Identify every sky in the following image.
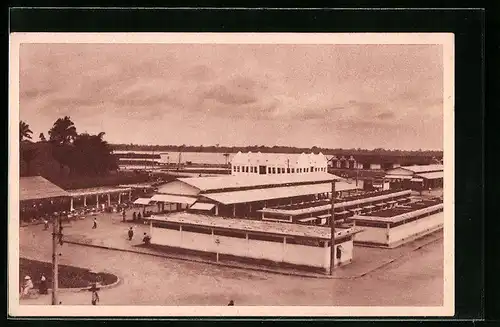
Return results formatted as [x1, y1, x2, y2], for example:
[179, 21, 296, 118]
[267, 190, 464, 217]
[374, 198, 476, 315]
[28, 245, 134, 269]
[19, 43, 444, 150]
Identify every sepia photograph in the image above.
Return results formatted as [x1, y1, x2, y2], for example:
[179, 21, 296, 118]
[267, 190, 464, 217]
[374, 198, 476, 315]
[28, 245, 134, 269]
[9, 32, 454, 317]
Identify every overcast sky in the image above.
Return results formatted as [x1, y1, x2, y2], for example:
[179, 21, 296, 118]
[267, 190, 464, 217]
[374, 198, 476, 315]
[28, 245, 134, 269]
[19, 43, 443, 150]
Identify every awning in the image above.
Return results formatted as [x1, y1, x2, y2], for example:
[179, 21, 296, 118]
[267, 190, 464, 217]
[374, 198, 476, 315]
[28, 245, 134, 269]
[190, 203, 216, 211]
[202, 182, 358, 205]
[385, 175, 413, 180]
[150, 194, 197, 205]
[411, 178, 424, 182]
[298, 217, 317, 223]
[133, 198, 152, 205]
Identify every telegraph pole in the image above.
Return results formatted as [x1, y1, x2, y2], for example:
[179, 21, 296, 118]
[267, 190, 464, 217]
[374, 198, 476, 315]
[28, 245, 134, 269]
[329, 180, 336, 275]
[51, 213, 59, 305]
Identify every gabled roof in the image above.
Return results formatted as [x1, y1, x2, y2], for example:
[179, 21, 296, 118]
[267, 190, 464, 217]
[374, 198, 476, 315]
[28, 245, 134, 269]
[19, 176, 69, 201]
[177, 172, 342, 193]
[399, 164, 444, 173]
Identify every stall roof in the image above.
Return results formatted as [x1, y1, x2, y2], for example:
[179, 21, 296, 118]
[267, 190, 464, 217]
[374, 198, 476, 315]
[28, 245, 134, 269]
[416, 171, 444, 180]
[69, 187, 131, 197]
[178, 172, 343, 192]
[20, 176, 69, 201]
[119, 183, 157, 189]
[150, 194, 197, 205]
[203, 181, 358, 205]
[134, 198, 152, 205]
[400, 164, 443, 173]
[190, 203, 216, 211]
[148, 212, 360, 241]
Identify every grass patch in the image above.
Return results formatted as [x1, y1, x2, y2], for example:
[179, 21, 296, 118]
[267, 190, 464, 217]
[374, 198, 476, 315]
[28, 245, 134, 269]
[19, 258, 118, 289]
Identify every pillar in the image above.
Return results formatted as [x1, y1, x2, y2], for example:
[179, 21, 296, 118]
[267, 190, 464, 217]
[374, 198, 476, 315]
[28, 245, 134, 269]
[107, 194, 111, 206]
[70, 197, 74, 211]
[118, 193, 121, 204]
[215, 205, 219, 216]
[84, 196, 87, 207]
[96, 194, 99, 209]
[129, 190, 132, 202]
[232, 204, 236, 217]
[386, 223, 390, 244]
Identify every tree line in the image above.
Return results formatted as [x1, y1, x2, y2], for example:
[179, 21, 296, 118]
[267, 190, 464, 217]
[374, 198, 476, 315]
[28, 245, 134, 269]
[111, 143, 443, 158]
[20, 117, 118, 176]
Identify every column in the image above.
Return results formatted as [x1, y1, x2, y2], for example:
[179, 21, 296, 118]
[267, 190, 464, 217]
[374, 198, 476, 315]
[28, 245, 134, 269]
[118, 193, 121, 204]
[129, 191, 132, 202]
[386, 223, 390, 244]
[83, 196, 87, 207]
[70, 197, 74, 211]
[232, 204, 236, 217]
[107, 194, 111, 206]
[96, 194, 99, 209]
[215, 205, 219, 216]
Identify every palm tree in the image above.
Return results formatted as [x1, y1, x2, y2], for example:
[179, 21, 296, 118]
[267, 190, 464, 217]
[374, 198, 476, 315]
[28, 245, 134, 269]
[19, 121, 33, 142]
[48, 116, 77, 145]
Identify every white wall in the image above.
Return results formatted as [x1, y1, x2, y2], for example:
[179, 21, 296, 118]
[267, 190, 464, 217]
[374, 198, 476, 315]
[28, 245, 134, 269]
[151, 225, 353, 270]
[353, 225, 388, 244]
[388, 211, 443, 246]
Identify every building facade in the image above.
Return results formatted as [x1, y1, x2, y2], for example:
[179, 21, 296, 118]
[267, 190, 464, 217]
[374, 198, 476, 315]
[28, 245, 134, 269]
[231, 152, 328, 176]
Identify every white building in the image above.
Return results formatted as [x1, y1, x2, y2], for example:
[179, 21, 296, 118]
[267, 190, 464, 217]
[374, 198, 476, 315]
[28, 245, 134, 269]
[231, 152, 328, 176]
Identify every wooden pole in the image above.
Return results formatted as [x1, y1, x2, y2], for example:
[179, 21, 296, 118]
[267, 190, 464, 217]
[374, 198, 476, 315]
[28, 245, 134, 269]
[51, 214, 59, 305]
[330, 181, 336, 275]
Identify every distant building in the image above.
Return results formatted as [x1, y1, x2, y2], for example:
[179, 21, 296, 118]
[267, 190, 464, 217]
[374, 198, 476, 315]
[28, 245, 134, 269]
[384, 164, 444, 190]
[230, 152, 328, 176]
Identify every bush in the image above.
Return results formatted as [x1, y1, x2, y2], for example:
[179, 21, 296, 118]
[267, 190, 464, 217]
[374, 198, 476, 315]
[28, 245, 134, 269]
[19, 258, 118, 289]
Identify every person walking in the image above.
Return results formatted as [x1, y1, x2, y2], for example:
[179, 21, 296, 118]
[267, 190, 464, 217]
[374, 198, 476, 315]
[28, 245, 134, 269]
[92, 218, 97, 229]
[39, 274, 48, 294]
[90, 283, 100, 305]
[128, 227, 134, 241]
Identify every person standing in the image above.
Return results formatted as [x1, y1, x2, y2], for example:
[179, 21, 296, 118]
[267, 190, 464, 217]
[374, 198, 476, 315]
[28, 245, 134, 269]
[90, 283, 100, 305]
[39, 274, 48, 294]
[43, 219, 49, 230]
[128, 227, 134, 241]
[92, 218, 97, 229]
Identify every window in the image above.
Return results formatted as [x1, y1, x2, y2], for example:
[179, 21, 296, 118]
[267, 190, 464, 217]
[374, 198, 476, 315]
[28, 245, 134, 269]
[233, 166, 237, 171]
[287, 168, 291, 173]
[272, 167, 276, 174]
[254, 166, 258, 173]
[214, 229, 246, 239]
[268, 167, 272, 173]
[292, 168, 295, 173]
[245, 166, 249, 173]
[182, 225, 212, 235]
[248, 233, 284, 243]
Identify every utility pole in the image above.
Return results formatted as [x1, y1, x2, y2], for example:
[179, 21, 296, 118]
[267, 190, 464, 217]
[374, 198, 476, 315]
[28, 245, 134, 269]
[51, 213, 60, 305]
[329, 180, 336, 275]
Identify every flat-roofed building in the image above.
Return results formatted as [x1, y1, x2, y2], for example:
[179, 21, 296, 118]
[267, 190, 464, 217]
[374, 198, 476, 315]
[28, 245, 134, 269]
[147, 212, 361, 272]
[231, 152, 328, 176]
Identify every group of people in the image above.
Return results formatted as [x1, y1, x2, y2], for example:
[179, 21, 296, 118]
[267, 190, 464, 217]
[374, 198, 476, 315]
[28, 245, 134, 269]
[20, 274, 48, 297]
[127, 227, 151, 244]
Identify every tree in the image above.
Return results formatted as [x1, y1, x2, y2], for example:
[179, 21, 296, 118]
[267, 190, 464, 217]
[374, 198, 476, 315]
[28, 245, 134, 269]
[39, 133, 46, 142]
[71, 132, 118, 175]
[20, 147, 38, 176]
[48, 116, 77, 145]
[19, 121, 33, 142]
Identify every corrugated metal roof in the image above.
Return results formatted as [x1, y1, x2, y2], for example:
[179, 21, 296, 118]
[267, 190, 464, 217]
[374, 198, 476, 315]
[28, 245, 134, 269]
[20, 176, 69, 201]
[134, 198, 152, 205]
[178, 172, 342, 192]
[69, 187, 132, 197]
[385, 174, 413, 179]
[400, 164, 443, 173]
[150, 194, 197, 205]
[232, 152, 328, 166]
[416, 171, 444, 180]
[190, 202, 216, 211]
[202, 181, 358, 205]
[149, 212, 359, 240]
